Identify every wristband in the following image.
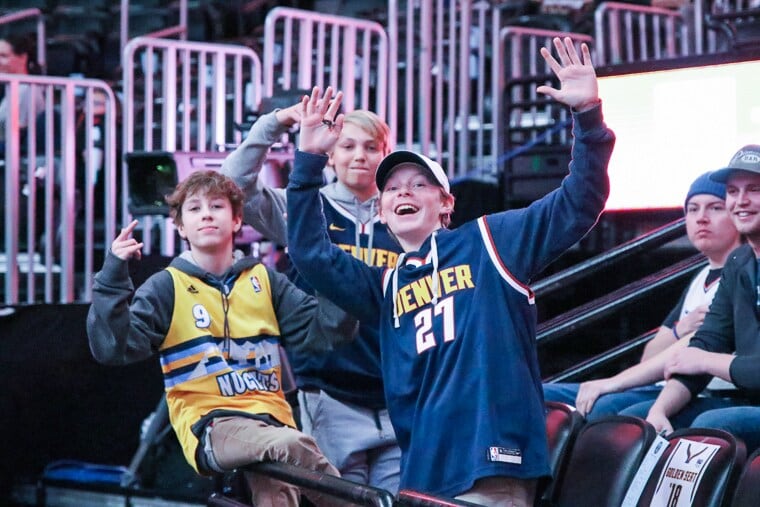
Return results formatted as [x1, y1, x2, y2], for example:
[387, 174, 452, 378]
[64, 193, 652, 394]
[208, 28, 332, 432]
[672, 322, 681, 340]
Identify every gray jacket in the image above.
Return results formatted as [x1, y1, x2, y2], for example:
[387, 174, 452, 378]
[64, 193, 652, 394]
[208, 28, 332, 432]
[87, 251, 355, 365]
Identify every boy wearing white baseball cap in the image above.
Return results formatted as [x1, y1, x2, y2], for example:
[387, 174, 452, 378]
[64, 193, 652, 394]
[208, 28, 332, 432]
[287, 37, 615, 505]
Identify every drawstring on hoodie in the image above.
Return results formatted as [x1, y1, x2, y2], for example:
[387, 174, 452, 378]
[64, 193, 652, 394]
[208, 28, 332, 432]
[430, 231, 440, 305]
[353, 198, 376, 263]
[391, 252, 406, 328]
[218, 273, 236, 356]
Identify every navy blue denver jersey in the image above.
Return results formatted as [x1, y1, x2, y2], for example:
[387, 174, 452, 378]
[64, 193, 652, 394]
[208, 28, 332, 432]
[288, 105, 615, 496]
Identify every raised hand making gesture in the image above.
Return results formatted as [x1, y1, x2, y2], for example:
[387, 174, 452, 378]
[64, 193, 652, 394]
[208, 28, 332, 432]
[537, 37, 599, 112]
[297, 86, 344, 155]
[111, 219, 143, 261]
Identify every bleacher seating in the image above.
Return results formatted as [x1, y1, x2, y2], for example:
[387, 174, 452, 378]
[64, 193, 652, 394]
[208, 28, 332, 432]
[541, 401, 584, 506]
[637, 428, 746, 507]
[3, 1, 760, 506]
[552, 415, 656, 507]
[731, 446, 760, 507]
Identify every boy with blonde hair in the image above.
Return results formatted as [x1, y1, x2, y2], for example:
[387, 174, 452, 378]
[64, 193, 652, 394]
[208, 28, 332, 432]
[222, 106, 403, 491]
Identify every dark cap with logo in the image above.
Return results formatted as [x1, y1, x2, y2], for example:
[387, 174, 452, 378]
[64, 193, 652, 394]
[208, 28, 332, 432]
[710, 145, 760, 183]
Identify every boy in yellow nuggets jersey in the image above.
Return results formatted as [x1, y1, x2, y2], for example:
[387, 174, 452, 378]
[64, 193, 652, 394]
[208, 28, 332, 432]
[86, 170, 353, 507]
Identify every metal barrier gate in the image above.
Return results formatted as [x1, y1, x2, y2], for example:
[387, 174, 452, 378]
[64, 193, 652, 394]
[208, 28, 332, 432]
[1, 75, 118, 304]
[594, 1, 690, 65]
[122, 37, 263, 255]
[263, 6, 389, 118]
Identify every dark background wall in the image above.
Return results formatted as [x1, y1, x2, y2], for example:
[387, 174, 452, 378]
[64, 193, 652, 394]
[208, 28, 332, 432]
[0, 303, 164, 499]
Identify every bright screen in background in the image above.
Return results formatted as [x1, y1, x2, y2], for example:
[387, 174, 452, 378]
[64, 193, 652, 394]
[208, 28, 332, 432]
[597, 59, 760, 211]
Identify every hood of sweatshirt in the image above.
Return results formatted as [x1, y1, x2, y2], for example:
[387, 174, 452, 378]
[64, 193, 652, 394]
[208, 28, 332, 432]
[320, 180, 381, 263]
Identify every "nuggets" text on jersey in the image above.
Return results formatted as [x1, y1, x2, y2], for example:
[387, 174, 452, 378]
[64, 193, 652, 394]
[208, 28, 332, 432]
[216, 369, 280, 396]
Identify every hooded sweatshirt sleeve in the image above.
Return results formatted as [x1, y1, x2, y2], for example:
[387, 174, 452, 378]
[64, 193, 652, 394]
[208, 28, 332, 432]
[87, 252, 173, 365]
[286, 150, 385, 325]
[221, 110, 290, 246]
[267, 267, 359, 352]
[484, 104, 615, 282]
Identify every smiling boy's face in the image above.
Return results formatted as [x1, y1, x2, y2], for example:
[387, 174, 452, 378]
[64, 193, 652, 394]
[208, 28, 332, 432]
[328, 122, 386, 202]
[176, 191, 241, 253]
[378, 164, 454, 251]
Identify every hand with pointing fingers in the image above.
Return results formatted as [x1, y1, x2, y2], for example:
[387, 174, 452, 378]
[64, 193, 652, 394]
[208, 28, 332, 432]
[111, 220, 144, 261]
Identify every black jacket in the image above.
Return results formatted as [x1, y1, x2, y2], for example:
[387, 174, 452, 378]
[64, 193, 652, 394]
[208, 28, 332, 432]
[678, 244, 760, 397]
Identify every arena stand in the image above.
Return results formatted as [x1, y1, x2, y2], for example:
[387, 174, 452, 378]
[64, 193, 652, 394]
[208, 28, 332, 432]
[1, 0, 760, 505]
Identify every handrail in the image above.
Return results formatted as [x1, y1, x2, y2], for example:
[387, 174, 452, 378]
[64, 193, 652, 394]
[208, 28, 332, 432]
[246, 462, 394, 507]
[536, 253, 706, 345]
[543, 328, 658, 382]
[705, 8, 760, 49]
[533, 218, 686, 298]
[396, 489, 484, 506]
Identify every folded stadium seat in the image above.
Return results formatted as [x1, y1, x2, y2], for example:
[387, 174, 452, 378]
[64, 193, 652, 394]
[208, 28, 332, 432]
[539, 401, 584, 506]
[636, 428, 746, 507]
[731, 446, 760, 507]
[552, 415, 656, 507]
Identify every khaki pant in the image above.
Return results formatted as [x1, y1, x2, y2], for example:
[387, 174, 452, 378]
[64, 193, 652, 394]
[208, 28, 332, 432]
[455, 476, 537, 507]
[208, 416, 343, 507]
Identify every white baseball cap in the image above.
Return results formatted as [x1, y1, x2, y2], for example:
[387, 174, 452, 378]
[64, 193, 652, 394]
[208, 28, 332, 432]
[375, 150, 450, 192]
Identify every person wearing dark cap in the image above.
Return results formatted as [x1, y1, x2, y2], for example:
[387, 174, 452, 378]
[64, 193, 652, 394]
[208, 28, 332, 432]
[544, 171, 740, 420]
[286, 37, 614, 505]
[641, 144, 760, 454]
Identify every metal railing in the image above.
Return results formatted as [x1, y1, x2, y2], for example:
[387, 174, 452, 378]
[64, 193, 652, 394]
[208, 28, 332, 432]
[1, 74, 118, 304]
[544, 328, 658, 382]
[246, 462, 395, 507]
[696, 0, 759, 53]
[536, 253, 706, 345]
[122, 37, 262, 255]
[388, 0, 489, 178]
[533, 218, 686, 298]
[263, 7, 388, 118]
[594, 1, 690, 65]
[494, 27, 593, 181]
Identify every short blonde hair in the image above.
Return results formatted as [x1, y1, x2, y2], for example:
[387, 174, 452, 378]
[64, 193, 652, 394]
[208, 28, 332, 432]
[343, 110, 392, 155]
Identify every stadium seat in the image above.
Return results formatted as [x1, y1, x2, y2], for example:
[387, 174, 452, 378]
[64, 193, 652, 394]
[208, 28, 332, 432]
[552, 415, 656, 507]
[731, 446, 760, 507]
[540, 401, 584, 505]
[637, 428, 746, 507]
